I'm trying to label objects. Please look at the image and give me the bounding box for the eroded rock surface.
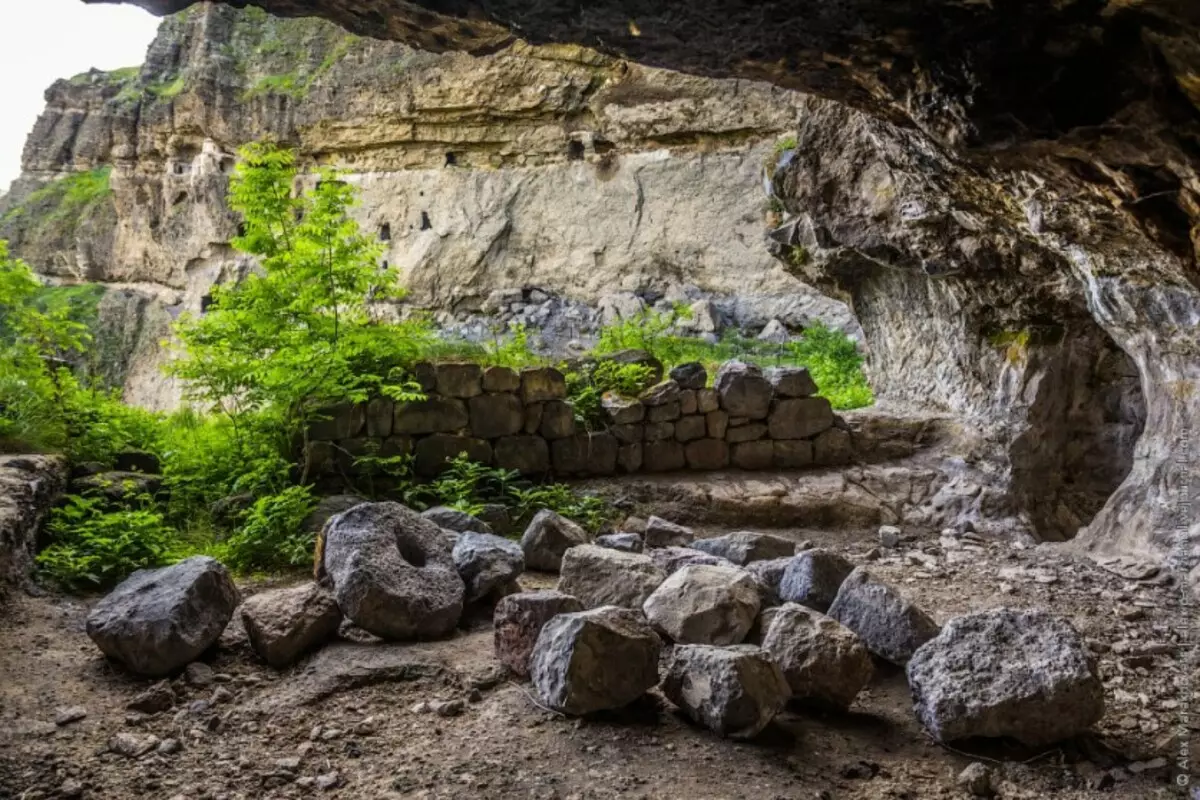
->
[557,545,666,609]
[827,568,939,666]
[642,564,760,645]
[662,644,789,740]
[241,583,342,669]
[761,604,873,710]
[0,455,66,590]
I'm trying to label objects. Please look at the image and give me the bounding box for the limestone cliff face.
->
[2,3,850,409]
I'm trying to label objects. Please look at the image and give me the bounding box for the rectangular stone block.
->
[813,427,853,465]
[643,440,686,472]
[731,440,773,470]
[436,362,483,398]
[524,402,544,434]
[482,365,521,393]
[675,415,707,443]
[521,367,567,403]
[679,389,698,415]
[394,397,468,434]
[611,423,644,444]
[414,434,492,476]
[552,432,618,476]
[697,389,719,413]
[365,397,394,438]
[309,402,365,441]
[647,401,681,423]
[495,435,550,474]
[539,399,577,439]
[685,439,729,470]
[469,393,525,438]
[618,443,643,473]
[706,410,729,439]
[774,439,813,468]
[726,423,768,443]
[767,397,834,440]
[644,421,675,442]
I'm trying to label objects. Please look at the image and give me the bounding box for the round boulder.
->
[760,603,873,709]
[452,532,525,602]
[86,556,240,677]
[240,582,341,669]
[318,502,465,640]
[520,509,590,572]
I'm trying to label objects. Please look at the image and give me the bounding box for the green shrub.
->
[565,360,655,427]
[786,322,874,410]
[215,485,318,572]
[37,494,180,589]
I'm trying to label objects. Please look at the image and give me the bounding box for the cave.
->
[379,222,391,241]
[567,139,585,161]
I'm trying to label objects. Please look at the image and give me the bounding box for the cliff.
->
[1,3,852,409]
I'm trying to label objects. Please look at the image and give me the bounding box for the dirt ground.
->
[0,519,1189,799]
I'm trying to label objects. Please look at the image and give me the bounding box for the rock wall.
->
[306,362,853,488]
[2,3,852,409]
[0,455,67,593]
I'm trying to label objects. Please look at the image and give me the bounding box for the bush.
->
[565,360,656,427]
[37,493,180,590]
[215,485,318,573]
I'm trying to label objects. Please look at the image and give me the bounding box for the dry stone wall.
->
[306,361,851,481]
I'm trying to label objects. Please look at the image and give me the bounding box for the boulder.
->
[745,558,792,606]
[765,367,818,398]
[649,546,732,575]
[318,502,465,640]
[602,394,645,425]
[453,532,526,602]
[240,583,342,669]
[757,319,789,343]
[482,365,521,393]
[643,515,694,548]
[594,532,643,553]
[642,564,760,645]
[530,606,662,715]
[686,299,722,334]
[494,435,551,474]
[520,367,567,403]
[435,362,483,398]
[520,509,590,572]
[662,644,790,739]
[420,506,492,534]
[760,603,873,709]
[670,362,708,390]
[86,556,240,677]
[303,494,368,536]
[827,568,940,665]
[907,608,1105,745]
[640,380,681,407]
[690,532,795,565]
[714,362,773,419]
[558,545,666,609]
[685,438,729,470]
[493,590,583,677]
[778,549,854,612]
[767,397,834,440]
[468,393,525,438]
[393,397,469,435]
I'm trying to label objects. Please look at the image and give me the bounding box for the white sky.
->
[0,0,161,192]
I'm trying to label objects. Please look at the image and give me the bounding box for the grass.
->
[2,167,113,231]
[148,76,186,99]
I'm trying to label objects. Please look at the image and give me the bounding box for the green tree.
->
[168,143,426,471]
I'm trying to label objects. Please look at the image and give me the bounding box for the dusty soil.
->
[0,517,1190,799]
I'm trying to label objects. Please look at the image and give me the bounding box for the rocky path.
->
[0,522,1187,799]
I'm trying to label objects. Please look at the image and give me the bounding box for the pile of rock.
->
[305,359,853,483]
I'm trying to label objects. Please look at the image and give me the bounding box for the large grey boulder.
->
[744,558,792,606]
[767,397,834,440]
[452,532,525,602]
[827,568,939,665]
[649,546,732,575]
[714,362,773,419]
[765,367,818,398]
[760,604,873,709]
[240,583,341,669]
[493,590,583,678]
[907,609,1105,746]
[662,645,790,739]
[318,502,465,640]
[530,606,662,715]
[520,509,590,572]
[642,564,760,645]
[690,532,795,565]
[421,506,493,534]
[557,545,666,609]
[778,549,854,612]
[643,515,694,548]
[86,556,240,677]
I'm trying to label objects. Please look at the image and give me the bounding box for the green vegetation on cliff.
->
[1,167,112,230]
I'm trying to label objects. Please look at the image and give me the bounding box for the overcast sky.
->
[0,0,161,192]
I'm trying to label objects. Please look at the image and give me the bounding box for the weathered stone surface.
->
[761,603,873,709]
[715,362,772,419]
[364,397,394,438]
[744,557,792,607]
[309,403,365,441]
[907,609,1105,746]
[86,556,240,677]
[520,367,567,403]
[705,409,729,438]
[828,568,940,665]
[643,440,686,472]
[539,399,577,439]
[420,506,492,534]
[662,644,789,739]
[768,397,834,440]
[696,389,720,413]
[685,438,729,470]
[0,454,67,589]
[765,367,818,398]
[640,380,681,407]
[595,532,643,553]
[393,397,468,435]
[647,401,682,423]
[690,532,795,565]
[318,502,464,640]
[774,440,814,468]
[602,394,645,425]
[643,421,675,442]
[675,415,707,442]
[611,423,644,444]
[493,590,583,678]
[523,402,544,434]
[617,442,643,473]
[520,509,590,572]
[482,365,520,393]
[813,427,853,465]
[453,532,526,602]
[411,363,437,392]
[730,440,773,470]
[642,564,760,645]
[778,549,854,612]
[530,606,662,715]
[468,393,524,438]
[649,546,732,575]
[435,362,483,398]
[552,431,618,476]
[494,435,551,474]
[679,389,698,415]
[643,515,694,548]
[558,544,666,609]
[670,362,707,390]
[241,583,342,669]
[725,422,768,444]
[413,434,491,476]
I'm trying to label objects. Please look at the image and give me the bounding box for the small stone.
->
[956,763,994,797]
[431,699,465,717]
[109,731,161,758]
[241,582,342,668]
[643,516,694,548]
[157,737,182,754]
[453,532,525,602]
[316,771,342,791]
[126,682,175,714]
[54,706,87,726]
[211,686,234,704]
[185,661,215,687]
[878,525,901,548]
